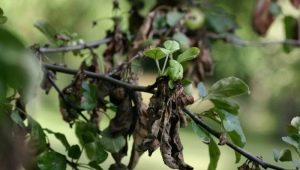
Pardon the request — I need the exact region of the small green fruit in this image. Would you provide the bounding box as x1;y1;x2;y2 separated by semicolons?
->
184;9;205;30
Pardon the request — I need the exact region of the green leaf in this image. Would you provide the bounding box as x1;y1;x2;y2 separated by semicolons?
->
0;16;7;24
34;20;57;44
166;10;183;27
182;80;193;96
210;98;239;115
163;40;180;53
85;141;108;163
197;82;207;97
28;116;47;154
282;136;300;153
10;110;25;127
100;129;126;153
75;121;98;145
208;77;250;98
208;138;220;170
88;161;103;170
206;9;237;33
273;149;280;162
68;145;81;160
0;8;3;15
177;47;200;63
283;16;298;53
191;119;211;143
218;109;246;147
172;32;190;49
44;129;71;150
37;150;67;170
81;81;97;111
144;47;167;60
291;116;300;130
278;148;293;162
167;59;183;81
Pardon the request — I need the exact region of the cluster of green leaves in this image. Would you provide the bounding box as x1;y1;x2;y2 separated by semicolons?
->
144;40;199;88
188;77;250;170
273;116;300;168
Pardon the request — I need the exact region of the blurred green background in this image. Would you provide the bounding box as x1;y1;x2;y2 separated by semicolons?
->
2;0;300;169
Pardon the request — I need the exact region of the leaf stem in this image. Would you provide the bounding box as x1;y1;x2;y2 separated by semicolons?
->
155;59;162;75
161;54;169;75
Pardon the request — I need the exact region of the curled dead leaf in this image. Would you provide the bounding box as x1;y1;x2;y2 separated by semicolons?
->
252;0;275;35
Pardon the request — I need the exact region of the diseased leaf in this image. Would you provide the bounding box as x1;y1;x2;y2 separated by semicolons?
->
144;47;167;60
163;40;180;53
166;10;183;27
85;141;108;163
68;145;81;160
208;77;250;98
37;150;67;170
191;119;211;143
278;148;293;162
81;81;97;111
208;138;220;170
177;47;200;63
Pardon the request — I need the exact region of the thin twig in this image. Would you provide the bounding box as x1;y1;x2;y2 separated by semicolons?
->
207;33;300;47
43;63;156;94
183;108;288;170
45;71;89;121
37;37;112;54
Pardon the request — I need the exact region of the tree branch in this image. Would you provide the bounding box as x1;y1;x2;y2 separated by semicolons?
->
37;37;112;54
43;63;156;94
183;108;288;170
207;33;300;47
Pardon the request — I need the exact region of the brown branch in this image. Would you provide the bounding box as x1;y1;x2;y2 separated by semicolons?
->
207;33;300;47
183;108;288;170
43;63;156;94
37;37;112;54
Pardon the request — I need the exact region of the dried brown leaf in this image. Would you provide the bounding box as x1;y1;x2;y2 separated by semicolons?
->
290;0;300;8
252;0;275;35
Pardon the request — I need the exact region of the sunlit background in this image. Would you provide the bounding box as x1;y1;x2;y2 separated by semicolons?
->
2;0;300;169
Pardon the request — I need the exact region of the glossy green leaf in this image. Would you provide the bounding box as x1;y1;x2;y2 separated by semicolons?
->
177;47;200;63
44;129;70;150
208;77;250;98
68;145;81;160
208;138;220;170
85;141;108;163
172;32;190;49
37;150;67;170
34;20;57;44
100;129;126;153
163;40;180;53
166;10;183;27
81;81;97;111
167;59;183;81
28;116;47;154
283;16;298;53
191;119;211;143
218;109;246;147
144;47;167;60
210;98;239;115
278;148;293;162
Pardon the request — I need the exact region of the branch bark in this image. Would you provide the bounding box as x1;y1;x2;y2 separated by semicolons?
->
183;108;287;170
37;37;112;54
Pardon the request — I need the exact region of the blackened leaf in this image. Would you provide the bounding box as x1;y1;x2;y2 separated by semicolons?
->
100;130;126;153
163;40;180;53
197;82;207;97
278;148;293;162
85;141;108;163
34;21;57;44
177;47;200;63
208;138;220;170
88;161;103;170
191;119;211;143
172;32;190;49
144;47;167;60
68;145;81;160
37;150;67;170
210;98;239;115
283;16;299;53
28;116;47;154
208;77;250;98
81;81;97;111
166;10;183;27
44;129;71;150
